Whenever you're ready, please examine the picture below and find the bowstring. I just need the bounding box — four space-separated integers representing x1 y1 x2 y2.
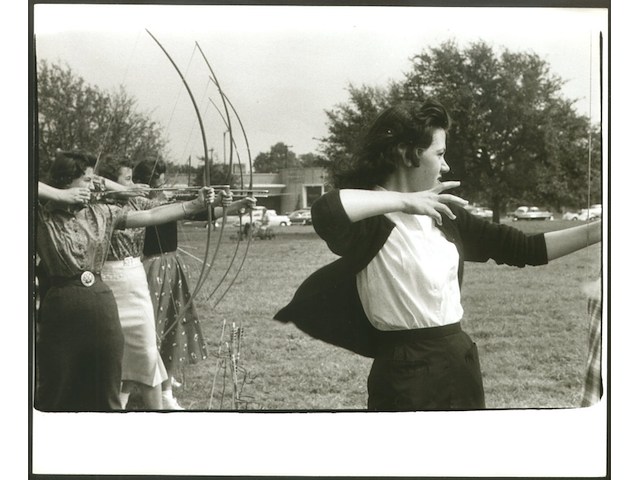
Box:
200 98 247 304
205 93 254 307
149 40 197 344
194 42 256 408
195 42 254 310
142 35 211 352
153 55 224 350
94 30 142 175
145 30 224 330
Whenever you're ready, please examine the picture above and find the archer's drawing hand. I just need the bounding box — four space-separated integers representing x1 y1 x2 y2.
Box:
130 184 151 196
402 181 468 225
109 184 151 200
60 187 92 205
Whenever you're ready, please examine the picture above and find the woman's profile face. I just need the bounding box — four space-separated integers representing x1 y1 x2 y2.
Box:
68 167 95 190
150 173 165 188
413 128 450 190
117 167 134 186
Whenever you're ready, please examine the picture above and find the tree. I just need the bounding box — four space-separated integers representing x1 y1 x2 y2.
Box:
253 142 300 173
299 152 330 168
321 84 397 172
37 60 168 179
321 41 600 222
190 157 238 187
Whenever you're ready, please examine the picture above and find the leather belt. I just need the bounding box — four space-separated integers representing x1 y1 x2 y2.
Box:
49 271 101 288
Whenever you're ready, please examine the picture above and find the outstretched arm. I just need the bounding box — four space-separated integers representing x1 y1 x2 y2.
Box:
38 182 90 204
98 176 150 199
124 187 215 228
544 220 602 261
339 182 468 225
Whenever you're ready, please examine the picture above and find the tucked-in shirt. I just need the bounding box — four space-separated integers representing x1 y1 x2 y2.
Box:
107 197 154 261
143 221 178 256
357 210 463 330
37 202 127 276
142 192 178 256
275 188 549 357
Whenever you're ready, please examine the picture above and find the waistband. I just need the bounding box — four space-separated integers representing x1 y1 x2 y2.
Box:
48 271 102 288
142 250 178 260
103 256 142 268
376 322 462 344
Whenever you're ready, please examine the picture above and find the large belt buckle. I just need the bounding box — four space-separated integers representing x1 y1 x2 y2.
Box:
80 271 95 287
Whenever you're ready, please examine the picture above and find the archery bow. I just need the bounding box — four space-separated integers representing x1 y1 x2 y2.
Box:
195 41 256 306
145 29 224 318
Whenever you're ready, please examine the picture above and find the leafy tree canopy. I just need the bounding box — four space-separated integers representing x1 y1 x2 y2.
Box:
37 60 168 180
320 40 601 221
253 142 300 173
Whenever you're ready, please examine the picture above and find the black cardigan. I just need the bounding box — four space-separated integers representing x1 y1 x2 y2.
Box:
274 189 548 358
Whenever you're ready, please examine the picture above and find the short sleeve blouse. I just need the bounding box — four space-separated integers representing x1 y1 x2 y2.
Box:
107 196 154 260
37 201 127 276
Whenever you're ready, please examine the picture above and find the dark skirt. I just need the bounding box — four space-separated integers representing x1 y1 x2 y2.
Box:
367 322 485 411
35 276 124 412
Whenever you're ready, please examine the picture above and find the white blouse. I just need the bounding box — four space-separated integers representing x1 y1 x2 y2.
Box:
356 209 463 331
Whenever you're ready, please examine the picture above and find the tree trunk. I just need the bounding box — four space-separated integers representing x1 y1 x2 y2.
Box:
491 195 502 224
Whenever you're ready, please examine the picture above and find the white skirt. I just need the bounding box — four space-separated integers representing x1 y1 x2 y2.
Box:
102 257 168 387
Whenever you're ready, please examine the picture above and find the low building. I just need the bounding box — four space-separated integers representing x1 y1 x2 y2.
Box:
167 167 329 215
266 167 328 214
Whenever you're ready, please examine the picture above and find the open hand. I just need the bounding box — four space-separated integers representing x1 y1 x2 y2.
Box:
402 181 468 225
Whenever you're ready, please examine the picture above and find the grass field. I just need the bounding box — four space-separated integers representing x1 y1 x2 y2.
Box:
150 218 602 411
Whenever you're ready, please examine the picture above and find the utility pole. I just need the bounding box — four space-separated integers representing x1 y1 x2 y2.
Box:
284 144 293 169
187 155 191 186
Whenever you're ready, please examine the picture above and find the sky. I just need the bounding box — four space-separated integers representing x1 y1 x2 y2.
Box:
33 4 607 168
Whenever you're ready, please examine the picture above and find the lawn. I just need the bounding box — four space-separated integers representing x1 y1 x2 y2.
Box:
153 219 602 411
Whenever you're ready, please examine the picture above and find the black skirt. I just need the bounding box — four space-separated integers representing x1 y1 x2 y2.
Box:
35 275 124 412
367 322 485 411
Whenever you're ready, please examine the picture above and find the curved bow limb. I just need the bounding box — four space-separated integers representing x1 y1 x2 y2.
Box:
195 42 256 306
145 29 222 319
205 92 256 306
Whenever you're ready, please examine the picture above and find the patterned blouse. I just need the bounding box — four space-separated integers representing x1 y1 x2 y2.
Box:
107 196 155 261
37 201 127 277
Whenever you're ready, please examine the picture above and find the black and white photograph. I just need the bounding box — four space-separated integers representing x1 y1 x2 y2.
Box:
18 0 625 478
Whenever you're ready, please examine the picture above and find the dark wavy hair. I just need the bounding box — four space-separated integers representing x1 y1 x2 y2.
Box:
132 159 166 186
47 150 97 188
332 99 452 189
97 154 133 182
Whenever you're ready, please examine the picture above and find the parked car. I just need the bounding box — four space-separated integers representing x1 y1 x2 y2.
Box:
464 205 493 219
289 208 313 225
583 204 602 220
231 207 290 227
510 206 554 221
262 209 291 226
217 207 290 228
562 204 602 221
562 210 581 221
